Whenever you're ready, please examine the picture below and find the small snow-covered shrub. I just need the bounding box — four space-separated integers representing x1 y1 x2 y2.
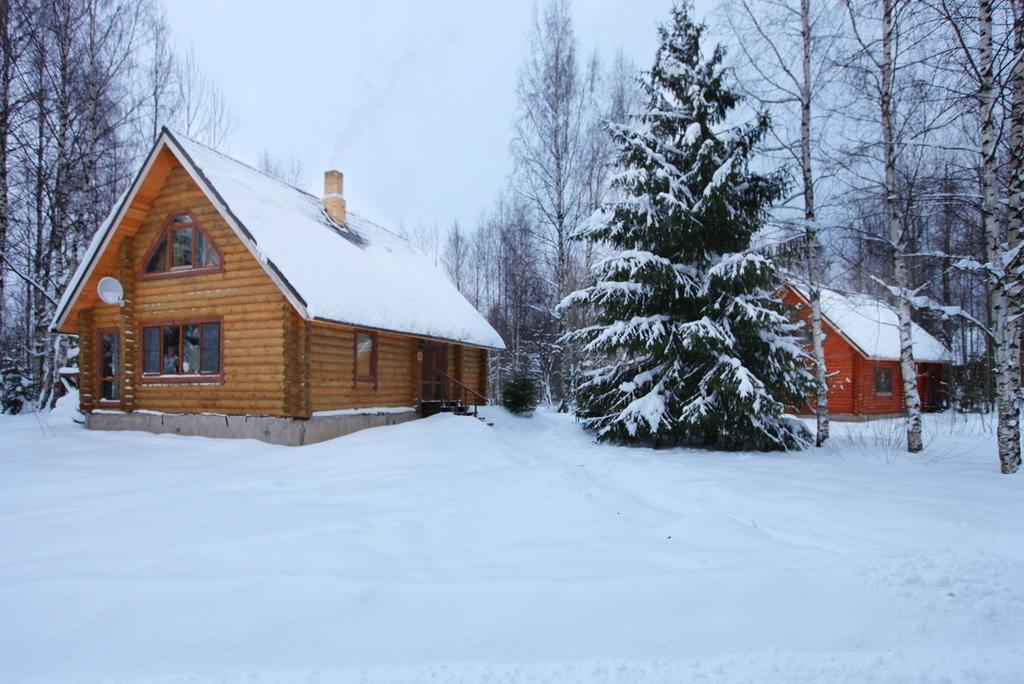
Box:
52 388 82 422
1 354 33 415
502 370 539 415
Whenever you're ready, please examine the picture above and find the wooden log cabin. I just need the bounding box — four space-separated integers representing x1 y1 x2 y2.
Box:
782 284 949 419
51 129 505 445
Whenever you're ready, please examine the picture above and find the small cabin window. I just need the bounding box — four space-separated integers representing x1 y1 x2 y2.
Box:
201 323 220 372
142 214 221 275
143 327 160 373
354 332 377 384
98 330 119 402
141 321 221 377
874 368 894 396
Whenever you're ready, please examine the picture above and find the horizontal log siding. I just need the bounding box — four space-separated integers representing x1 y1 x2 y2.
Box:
309 323 418 412
783 287 927 417
783 288 859 416
857 359 905 415
823 324 857 415
73 156 494 420
77 310 96 412
460 348 486 398
82 162 291 416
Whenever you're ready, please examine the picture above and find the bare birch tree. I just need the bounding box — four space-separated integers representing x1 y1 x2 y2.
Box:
0 0 239 411
257 150 304 186
140 5 177 144
176 46 235 149
511 0 591 408
990 0 1023 472
929 0 1021 471
0 0 31 334
442 220 470 293
724 0 840 446
843 0 930 452
999 0 1024 472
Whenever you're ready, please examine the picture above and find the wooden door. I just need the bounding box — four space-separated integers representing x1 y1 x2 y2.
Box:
421 343 449 401
917 363 943 412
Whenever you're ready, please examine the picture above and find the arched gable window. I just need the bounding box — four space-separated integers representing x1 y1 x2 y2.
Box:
141 212 222 277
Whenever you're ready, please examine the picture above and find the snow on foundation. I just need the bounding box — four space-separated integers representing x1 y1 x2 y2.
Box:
311 406 416 418
0 409 1021 682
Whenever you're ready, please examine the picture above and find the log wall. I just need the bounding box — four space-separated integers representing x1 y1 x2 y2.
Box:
782 287 939 417
307 323 490 413
76 162 292 416
70 157 494 419
308 323 419 412
460 347 487 398
855 359 905 415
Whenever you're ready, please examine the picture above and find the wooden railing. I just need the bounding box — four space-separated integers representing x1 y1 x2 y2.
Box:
435 372 486 416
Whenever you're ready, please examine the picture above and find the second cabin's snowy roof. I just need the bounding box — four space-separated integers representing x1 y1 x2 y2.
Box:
791 285 948 363
170 132 504 349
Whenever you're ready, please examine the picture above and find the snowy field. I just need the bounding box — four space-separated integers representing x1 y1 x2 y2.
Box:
1 405 1023 683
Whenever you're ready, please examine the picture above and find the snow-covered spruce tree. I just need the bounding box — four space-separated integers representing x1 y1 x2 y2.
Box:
1 352 33 415
561 4 812 450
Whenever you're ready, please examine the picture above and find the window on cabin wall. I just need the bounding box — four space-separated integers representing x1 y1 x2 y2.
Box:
98 331 119 402
874 367 894 396
141 321 221 377
143 213 221 275
354 332 377 384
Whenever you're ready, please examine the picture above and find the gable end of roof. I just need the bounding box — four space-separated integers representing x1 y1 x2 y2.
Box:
52 128 506 350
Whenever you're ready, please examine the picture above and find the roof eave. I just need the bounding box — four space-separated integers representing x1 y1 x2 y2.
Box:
161 129 310 319
783 284 950 364
783 284 876 361
312 315 505 351
50 132 171 333
52 128 505 351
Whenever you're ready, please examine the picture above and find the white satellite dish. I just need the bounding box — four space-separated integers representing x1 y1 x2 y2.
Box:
97 276 124 306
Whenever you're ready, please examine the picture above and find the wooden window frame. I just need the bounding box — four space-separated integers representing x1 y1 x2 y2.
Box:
139 211 224 281
353 330 378 387
874 367 894 397
96 327 120 406
139 317 224 384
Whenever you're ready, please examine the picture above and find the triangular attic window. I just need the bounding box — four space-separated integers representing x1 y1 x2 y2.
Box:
142 213 222 276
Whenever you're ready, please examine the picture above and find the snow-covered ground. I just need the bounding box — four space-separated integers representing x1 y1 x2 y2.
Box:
1 405 1022 683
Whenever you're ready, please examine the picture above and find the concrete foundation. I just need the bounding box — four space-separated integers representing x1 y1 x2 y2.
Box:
85 409 420 446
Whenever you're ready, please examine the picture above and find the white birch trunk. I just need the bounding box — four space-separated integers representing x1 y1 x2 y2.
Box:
994 0 1023 473
801 0 829 446
880 0 922 453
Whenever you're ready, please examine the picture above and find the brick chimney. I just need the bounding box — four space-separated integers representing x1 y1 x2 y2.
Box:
323 170 346 226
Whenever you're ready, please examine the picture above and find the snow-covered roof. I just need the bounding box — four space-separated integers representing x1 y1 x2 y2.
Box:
53 129 505 350
789 285 948 363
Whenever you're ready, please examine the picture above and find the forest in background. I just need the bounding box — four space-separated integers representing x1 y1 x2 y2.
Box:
425 0 1021 468
424 0 1022 414
0 0 233 410
0 0 1020 467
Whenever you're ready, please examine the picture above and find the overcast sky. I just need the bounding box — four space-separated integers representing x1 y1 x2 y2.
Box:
164 1 713 234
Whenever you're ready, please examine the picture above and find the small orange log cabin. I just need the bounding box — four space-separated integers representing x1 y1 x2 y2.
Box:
51 129 505 445
782 285 949 419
